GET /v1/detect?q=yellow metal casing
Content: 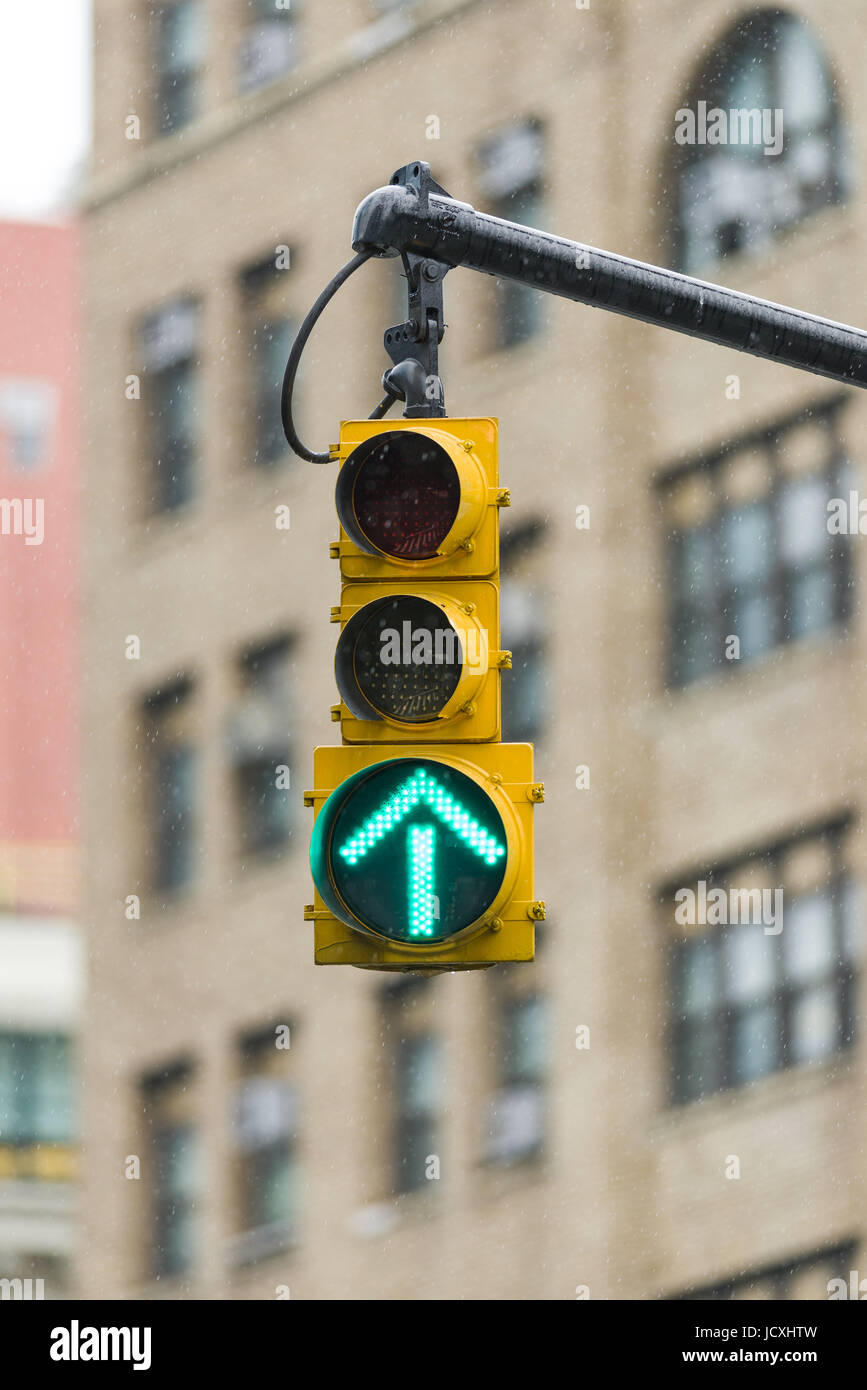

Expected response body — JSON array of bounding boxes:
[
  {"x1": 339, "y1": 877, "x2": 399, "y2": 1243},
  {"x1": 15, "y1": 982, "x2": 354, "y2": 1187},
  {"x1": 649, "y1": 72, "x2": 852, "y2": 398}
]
[
  {"x1": 333, "y1": 578, "x2": 507, "y2": 743},
  {"x1": 304, "y1": 741, "x2": 544, "y2": 971},
  {"x1": 332, "y1": 417, "x2": 504, "y2": 581}
]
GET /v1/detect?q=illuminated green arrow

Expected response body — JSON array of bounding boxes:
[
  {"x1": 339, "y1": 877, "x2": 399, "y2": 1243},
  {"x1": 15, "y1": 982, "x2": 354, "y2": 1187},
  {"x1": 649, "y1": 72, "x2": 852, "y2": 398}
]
[{"x1": 336, "y1": 767, "x2": 506, "y2": 938}]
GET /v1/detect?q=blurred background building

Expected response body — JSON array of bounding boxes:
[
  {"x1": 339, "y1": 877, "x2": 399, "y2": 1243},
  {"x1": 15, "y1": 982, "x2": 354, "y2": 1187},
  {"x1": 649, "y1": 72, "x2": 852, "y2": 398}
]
[
  {"x1": 78, "y1": 0, "x2": 867, "y2": 1298},
  {"x1": 0, "y1": 220, "x2": 82, "y2": 1297}
]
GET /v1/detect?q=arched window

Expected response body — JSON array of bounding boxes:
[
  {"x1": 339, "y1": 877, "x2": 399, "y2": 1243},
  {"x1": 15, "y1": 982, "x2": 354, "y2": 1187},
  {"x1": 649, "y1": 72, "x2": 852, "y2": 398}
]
[{"x1": 672, "y1": 10, "x2": 849, "y2": 272}]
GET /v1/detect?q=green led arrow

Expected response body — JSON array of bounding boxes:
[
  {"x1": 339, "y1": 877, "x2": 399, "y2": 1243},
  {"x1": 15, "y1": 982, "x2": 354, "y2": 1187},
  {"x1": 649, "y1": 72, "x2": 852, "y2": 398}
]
[
  {"x1": 313, "y1": 758, "x2": 511, "y2": 944},
  {"x1": 409, "y1": 823, "x2": 436, "y2": 937},
  {"x1": 336, "y1": 766, "x2": 506, "y2": 868}
]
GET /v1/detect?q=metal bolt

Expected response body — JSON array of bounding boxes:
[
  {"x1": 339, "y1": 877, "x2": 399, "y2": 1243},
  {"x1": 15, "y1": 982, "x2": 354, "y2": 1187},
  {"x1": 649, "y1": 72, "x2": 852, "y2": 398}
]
[
  {"x1": 528, "y1": 783, "x2": 545, "y2": 802},
  {"x1": 528, "y1": 901, "x2": 547, "y2": 921},
  {"x1": 489, "y1": 917, "x2": 503, "y2": 933}
]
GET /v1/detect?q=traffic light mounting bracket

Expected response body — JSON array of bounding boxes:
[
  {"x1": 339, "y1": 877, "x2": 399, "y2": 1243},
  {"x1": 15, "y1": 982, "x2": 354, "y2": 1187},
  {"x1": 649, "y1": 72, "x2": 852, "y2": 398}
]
[{"x1": 352, "y1": 160, "x2": 867, "y2": 395}]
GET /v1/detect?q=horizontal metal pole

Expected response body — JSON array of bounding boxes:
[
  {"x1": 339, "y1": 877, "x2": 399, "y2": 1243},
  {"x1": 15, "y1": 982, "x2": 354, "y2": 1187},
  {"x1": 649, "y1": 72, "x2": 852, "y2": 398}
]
[{"x1": 353, "y1": 180, "x2": 867, "y2": 389}]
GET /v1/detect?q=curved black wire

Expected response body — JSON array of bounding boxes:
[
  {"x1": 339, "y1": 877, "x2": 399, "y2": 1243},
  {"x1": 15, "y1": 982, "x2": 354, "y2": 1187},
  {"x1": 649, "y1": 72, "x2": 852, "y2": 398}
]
[{"x1": 281, "y1": 250, "x2": 376, "y2": 463}]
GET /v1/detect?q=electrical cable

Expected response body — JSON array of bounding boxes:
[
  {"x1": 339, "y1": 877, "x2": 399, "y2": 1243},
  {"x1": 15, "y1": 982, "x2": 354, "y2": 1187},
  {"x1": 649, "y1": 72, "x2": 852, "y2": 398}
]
[{"x1": 280, "y1": 249, "x2": 376, "y2": 463}]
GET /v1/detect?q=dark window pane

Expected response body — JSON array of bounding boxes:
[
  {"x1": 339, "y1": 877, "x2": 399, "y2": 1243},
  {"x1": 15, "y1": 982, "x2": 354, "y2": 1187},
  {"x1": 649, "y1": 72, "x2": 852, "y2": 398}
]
[
  {"x1": 676, "y1": 936, "x2": 717, "y2": 1015},
  {"x1": 0, "y1": 1033, "x2": 73, "y2": 1144},
  {"x1": 783, "y1": 893, "x2": 835, "y2": 985},
  {"x1": 158, "y1": 1, "x2": 203, "y2": 134},
  {"x1": 673, "y1": 609, "x2": 717, "y2": 684},
  {"x1": 731, "y1": 1002, "x2": 781, "y2": 1084},
  {"x1": 154, "y1": 1123, "x2": 196, "y2": 1276},
  {"x1": 722, "y1": 924, "x2": 776, "y2": 1006},
  {"x1": 156, "y1": 744, "x2": 195, "y2": 891},
  {"x1": 779, "y1": 475, "x2": 831, "y2": 566},
  {"x1": 152, "y1": 360, "x2": 195, "y2": 510},
  {"x1": 252, "y1": 318, "x2": 292, "y2": 465},
  {"x1": 396, "y1": 1036, "x2": 438, "y2": 1193},
  {"x1": 673, "y1": 526, "x2": 715, "y2": 601},
  {"x1": 237, "y1": 756, "x2": 292, "y2": 854},
  {"x1": 787, "y1": 567, "x2": 835, "y2": 638},
  {"x1": 728, "y1": 590, "x2": 776, "y2": 661},
  {"x1": 503, "y1": 996, "x2": 547, "y2": 1086},
  {"x1": 789, "y1": 983, "x2": 840, "y2": 1065},
  {"x1": 238, "y1": 3, "x2": 298, "y2": 94},
  {"x1": 720, "y1": 502, "x2": 773, "y2": 586},
  {"x1": 675, "y1": 1017, "x2": 721, "y2": 1102}
]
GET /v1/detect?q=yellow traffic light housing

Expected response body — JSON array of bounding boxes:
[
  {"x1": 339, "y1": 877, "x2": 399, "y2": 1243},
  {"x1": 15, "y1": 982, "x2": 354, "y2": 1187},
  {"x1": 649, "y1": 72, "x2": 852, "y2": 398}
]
[
  {"x1": 305, "y1": 743, "x2": 543, "y2": 970},
  {"x1": 305, "y1": 415, "x2": 543, "y2": 971},
  {"x1": 332, "y1": 418, "x2": 505, "y2": 579},
  {"x1": 332, "y1": 580, "x2": 509, "y2": 743}
]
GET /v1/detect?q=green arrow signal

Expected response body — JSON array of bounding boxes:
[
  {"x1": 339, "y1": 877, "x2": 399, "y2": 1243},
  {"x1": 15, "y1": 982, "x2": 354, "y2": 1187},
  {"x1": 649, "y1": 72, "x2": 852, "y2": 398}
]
[{"x1": 314, "y1": 758, "x2": 511, "y2": 943}]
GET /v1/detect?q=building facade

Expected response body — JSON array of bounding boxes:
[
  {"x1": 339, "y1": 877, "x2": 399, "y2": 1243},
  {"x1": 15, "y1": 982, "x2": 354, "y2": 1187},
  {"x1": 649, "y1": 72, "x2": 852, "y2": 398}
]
[
  {"x1": 0, "y1": 220, "x2": 82, "y2": 1298},
  {"x1": 82, "y1": 0, "x2": 867, "y2": 1299}
]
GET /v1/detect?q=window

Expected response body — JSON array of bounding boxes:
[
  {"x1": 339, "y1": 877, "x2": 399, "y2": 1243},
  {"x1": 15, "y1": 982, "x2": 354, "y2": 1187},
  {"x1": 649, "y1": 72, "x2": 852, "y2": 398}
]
[
  {"x1": 673, "y1": 1243, "x2": 857, "y2": 1300},
  {"x1": 144, "y1": 680, "x2": 196, "y2": 893},
  {"x1": 673, "y1": 11, "x2": 847, "y2": 272},
  {"x1": 230, "y1": 639, "x2": 294, "y2": 857},
  {"x1": 667, "y1": 821, "x2": 858, "y2": 1105},
  {"x1": 483, "y1": 984, "x2": 548, "y2": 1164},
  {"x1": 500, "y1": 520, "x2": 549, "y2": 742},
  {"x1": 238, "y1": 0, "x2": 299, "y2": 94},
  {"x1": 156, "y1": 1, "x2": 205, "y2": 135},
  {"x1": 662, "y1": 400, "x2": 852, "y2": 688},
  {"x1": 240, "y1": 258, "x2": 293, "y2": 467},
  {"x1": 231, "y1": 1024, "x2": 298, "y2": 1265},
  {"x1": 0, "y1": 378, "x2": 56, "y2": 470},
  {"x1": 142, "y1": 1063, "x2": 198, "y2": 1280},
  {"x1": 0, "y1": 1033, "x2": 74, "y2": 1146},
  {"x1": 141, "y1": 299, "x2": 199, "y2": 512},
  {"x1": 383, "y1": 979, "x2": 441, "y2": 1195},
  {"x1": 478, "y1": 122, "x2": 545, "y2": 348}
]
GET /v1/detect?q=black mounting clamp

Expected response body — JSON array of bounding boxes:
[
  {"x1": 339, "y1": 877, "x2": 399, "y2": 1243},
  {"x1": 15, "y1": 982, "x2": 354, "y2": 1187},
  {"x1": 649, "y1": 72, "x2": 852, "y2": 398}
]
[{"x1": 379, "y1": 164, "x2": 452, "y2": 419}]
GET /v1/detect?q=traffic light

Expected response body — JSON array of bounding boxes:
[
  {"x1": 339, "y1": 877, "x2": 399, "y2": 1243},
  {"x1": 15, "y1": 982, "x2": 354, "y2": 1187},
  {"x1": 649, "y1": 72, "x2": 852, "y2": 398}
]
[{"x1": 305, "y1": 417, "x2": 544, "y2": 971}]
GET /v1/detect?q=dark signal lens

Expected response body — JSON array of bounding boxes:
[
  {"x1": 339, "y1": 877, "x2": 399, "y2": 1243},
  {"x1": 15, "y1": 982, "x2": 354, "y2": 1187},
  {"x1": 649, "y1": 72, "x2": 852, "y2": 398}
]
[
  {"x1": 351, "y1": 435, "x2": 460, "y2": 559},
  {"x1": 352, "y1": 597, "x2": 462, "y2": 723}
]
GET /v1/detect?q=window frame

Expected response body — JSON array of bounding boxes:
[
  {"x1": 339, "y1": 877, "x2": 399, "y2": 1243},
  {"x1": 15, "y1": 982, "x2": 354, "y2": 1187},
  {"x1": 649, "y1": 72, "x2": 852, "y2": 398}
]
[
  {"x1": 664, "y1": 817, "x2": 857, "y2": 1107},
  {"x1": 660, "y1": 397, "x2": 852, "y2": 690}
]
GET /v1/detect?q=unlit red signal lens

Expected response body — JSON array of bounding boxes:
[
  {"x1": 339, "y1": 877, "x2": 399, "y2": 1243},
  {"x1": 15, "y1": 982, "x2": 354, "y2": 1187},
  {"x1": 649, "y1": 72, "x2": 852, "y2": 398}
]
[{"x1": 350, "y1": 434, "x2": 460, "y2": 559}]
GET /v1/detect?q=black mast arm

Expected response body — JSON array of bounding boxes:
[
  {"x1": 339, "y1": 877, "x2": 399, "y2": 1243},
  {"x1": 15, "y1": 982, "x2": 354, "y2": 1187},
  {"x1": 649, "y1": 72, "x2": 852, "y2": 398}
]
[{"x1": 353, "y1": 161, "x2": 867, "y2": 391}]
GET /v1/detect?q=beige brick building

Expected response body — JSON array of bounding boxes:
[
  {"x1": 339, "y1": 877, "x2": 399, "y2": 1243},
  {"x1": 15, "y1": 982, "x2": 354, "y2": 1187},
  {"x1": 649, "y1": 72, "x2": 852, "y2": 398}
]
[{"x1": 81, "y1": 0, "x2": 867, "y2": 1299}]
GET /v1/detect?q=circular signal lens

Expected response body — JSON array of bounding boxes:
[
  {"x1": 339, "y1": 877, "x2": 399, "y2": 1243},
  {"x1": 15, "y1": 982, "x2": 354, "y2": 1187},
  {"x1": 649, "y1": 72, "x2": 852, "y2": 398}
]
[
  {"x1": 350, "y1": 433, "x2": 460, "y2": 559},
  {"x1": 338, "y1": 596, "x2": 462, "y2": 723},
  {"x1": 314, "y1": 759, "x2": 508, "y2": 943}
]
